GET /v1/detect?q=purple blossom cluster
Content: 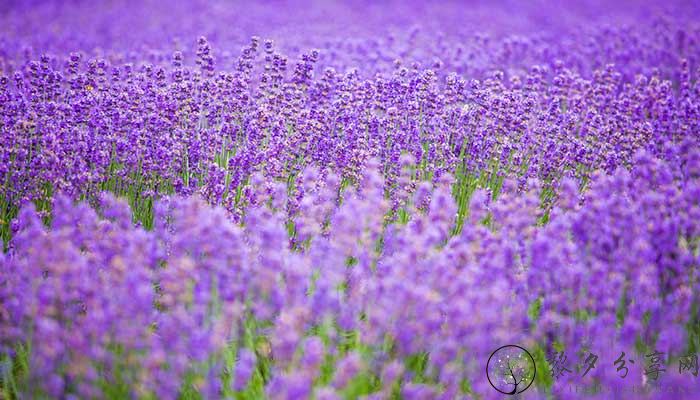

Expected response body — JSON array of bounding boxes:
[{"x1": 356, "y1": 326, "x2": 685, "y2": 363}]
[
  {"x1": 1, "y1": 0, "x2": 700, "y2": 399},
  {"x1": 2, "y1": 148, "x2": 699, "y2": 398},
  {"x1": 1, "y1": 2, "x2": 699, "y2": 223}
]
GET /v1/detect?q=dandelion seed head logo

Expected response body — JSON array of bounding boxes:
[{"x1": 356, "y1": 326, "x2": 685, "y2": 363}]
[{"x1": 486, "y1": 345, "x2": 536, "y2": 395}]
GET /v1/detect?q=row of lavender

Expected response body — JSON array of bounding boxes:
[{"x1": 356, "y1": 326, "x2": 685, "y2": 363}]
[
  {"x1": 2, "y1": 34, "x2": 699, "y2": 235},
  {"x1": 2, "y1": 150, "x2": 699, "y2": 398},
  {"x1": 4, "y1": 1, "x2": 700, "y2": 83},
  {"x1": 1, "y1": 1, "x2": 700, "y2": 399}
]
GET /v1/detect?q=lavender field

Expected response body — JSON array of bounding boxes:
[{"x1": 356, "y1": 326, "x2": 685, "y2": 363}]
[{"x1": 1, "y1": 1, "x2": 699, "y2": 399}]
